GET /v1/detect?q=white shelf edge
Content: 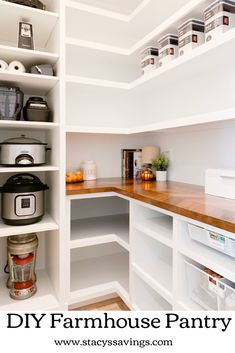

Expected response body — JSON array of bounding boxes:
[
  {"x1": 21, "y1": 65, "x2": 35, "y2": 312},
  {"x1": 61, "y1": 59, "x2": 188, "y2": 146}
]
[
  {"x1": 66, "y1": 0, "x2": 129, "y2": 22},
  {"x1": 66, "y1": 125, "x2": 130, "y2": 134},
  {"x1": 0, "y1": 120, "x2": 59, "y2": 130},
  {"x1": 66, "y1": 108, "x2": 235, "y2": 135},
  {"x1": 66, "y1": 75, "x2": 129, "y2": 89},
  {"x1": 0, "y1": 166, "x2": 59, "y2": 173},
  {"x1": 0, "y1": 0, "x2": 59, "y2": 19},
  {"x1": 132, "y1": 263, "x2": 173, "y2": 304},
  {"x1": 70, "y1": 233, "x2": 129, "y2": 251},
  {"x1": 0, "y1": 44, "x2": 59, "y2": 61},
  {"x1": 65, "y1": 29, "x2": 235, "y2": 92},
  {"x1": 133, "y1": 221, "x2": 173, "y2": 248},
  {"x1": 65, "y1": 0, "x2": 205, "y2": 55},
  {"x1": 66, "y1": 37, "x2": 129, "y2": 55},
  {"x1": 66, "y1": 0, "x2": 151, "y2": 23},
  {"x1": 0, "y1": 213, "x2": 59, "y2": 237},
  {"x1": 0, "y1": 70, "x2": 59, "y2": 83}
]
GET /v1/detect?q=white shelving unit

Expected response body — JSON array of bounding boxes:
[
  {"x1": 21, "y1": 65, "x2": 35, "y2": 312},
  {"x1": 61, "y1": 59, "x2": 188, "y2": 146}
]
[{"x1": 0, "y1": 0, "x2": 64, "y2": 311}]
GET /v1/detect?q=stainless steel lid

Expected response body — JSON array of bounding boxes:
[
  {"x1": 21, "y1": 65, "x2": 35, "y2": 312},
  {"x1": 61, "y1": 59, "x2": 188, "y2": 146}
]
[{"x1": 0, "y1": 134, "x2": 47, "y2": 145}]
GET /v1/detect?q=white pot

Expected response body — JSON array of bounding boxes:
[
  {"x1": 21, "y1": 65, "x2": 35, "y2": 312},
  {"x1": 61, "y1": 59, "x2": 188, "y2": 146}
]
[{"x1": 156, "y1": 171, "x2": 167, "y2": 182}]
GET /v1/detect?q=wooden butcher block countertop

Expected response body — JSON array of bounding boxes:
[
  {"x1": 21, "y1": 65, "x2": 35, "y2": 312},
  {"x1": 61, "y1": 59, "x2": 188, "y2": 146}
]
[{"x1": 66, "y1": 178, "x2": 235, "y2": 233}]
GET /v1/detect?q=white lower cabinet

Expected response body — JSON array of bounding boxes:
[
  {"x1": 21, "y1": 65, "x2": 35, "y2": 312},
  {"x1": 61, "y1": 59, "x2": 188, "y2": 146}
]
[{"x1": 66, "y1": 194, "x2": 235, "y2": 311}]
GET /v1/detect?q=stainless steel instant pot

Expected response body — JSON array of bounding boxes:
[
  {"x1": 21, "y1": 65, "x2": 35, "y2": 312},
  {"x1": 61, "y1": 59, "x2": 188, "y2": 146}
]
[
  {"x1": 0, "y1": 174, "x2": 49, "y2": 225},
  {"x1": 0, "y1": 135, "x2": 50, "y2": 166}
]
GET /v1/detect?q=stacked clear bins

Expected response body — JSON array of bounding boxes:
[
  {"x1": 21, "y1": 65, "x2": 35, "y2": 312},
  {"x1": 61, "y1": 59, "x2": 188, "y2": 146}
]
[
  {"x1": 185, "y1": 260, "x2": 235, "y2": 311},
  {"x1": 130, "y1": 200, "x2": 173, "y2": 310}
]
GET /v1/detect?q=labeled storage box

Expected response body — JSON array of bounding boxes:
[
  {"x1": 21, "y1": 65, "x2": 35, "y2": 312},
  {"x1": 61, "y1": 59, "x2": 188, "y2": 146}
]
[
  {"x1": 204, "y1": 0, "x2": 235, "y2": 42},
  {"x1": 188, "y1": 223, "x2": 235, "y2": 258},
  {"x1": 158, "y1": 34, "x2": 178, "y2": 66},
  {"x1": 141, "y1": 47, "x2": 159, "y2": 74},
  {"x1": 185, "y1": 260, "x2": 235, "y2": 310},
  {"x1": 205, "y1": 168, "x2": 235, "y2": 199},
  {"x1": 178, "y1": 19, "x2": 205, "y2": 56}
]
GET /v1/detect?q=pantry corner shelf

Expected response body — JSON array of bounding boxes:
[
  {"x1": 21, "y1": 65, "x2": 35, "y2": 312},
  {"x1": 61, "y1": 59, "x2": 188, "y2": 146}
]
[
  {"x1": 66, "y1": 37, "x2": 129, "y2": 55},
  {"x1": 0, "y1": 71, "x2": 59, "y2": 94},
  {"x1": 0, "y1": 45, "x2": 59, "y2": 66},
  {"x1": 0, "y1": 213, "x2": 59, "y2": 238},
  {"x1": 66, "y1": 125, "x2": 130, "y2": 134},
  {"x1": 0, "y1": 0, "x2": 59, "y2": 49},
  {"x1": 66, "y1": 75, "x2": 129, "y2": 90}
]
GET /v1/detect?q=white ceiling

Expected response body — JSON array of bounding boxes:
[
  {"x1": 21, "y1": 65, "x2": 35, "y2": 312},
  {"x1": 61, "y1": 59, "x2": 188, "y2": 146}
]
[{"x1": 73, "y1": 0, "x2": 144, "y2": 15}]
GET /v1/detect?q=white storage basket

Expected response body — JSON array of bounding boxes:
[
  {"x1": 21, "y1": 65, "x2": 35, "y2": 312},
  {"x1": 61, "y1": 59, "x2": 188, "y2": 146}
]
[
  {"x1": 188, "y1": 223, "x2": 235, "y2": 258},
  {"x1": 185, "y1": 260, "x2": 235, "y2": 310}
]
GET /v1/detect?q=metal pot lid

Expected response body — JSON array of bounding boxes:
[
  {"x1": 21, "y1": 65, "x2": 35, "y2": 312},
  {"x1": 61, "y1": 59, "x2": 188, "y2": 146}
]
[
  {"x1": 0, "y1": 174, "x2": 49, "y2": 193},
  {"x1": 0, "y1": 135, "x2": 47, "y2": 145}
]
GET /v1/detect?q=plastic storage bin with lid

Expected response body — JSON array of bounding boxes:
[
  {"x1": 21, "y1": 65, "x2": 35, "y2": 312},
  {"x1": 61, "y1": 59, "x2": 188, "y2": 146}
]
[
  {"x1": 185, "y1": 260, "x2": 235, "y2": 310},
  {"x1": 188, "y1": 223, "x2": 235, "y2": 258},
  {"x1": 178, "y1": 19, "x2": 205, "y2": 56},
  {"x1": 204, "y1": 0, "x2": 235, "y2": 42},
  {"x1": 158, "y1": 34, "x2": 178, "y2": 66},
  {"x1": 141, "y1": 47, "x2": 159, "y2": 74}
]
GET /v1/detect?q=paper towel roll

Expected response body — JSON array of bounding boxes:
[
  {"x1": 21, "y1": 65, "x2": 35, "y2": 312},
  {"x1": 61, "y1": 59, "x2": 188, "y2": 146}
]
[
  {"x1": 0, "y1": 60, "x2": 8, "y2": 72},
  {"x1": 8, "y1": 60, "x2": 26, "y2": 73}
]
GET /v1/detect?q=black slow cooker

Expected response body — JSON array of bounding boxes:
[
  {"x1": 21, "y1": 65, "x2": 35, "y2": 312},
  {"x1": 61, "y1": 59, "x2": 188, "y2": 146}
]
[{"x1": 0, "y1": 174, "x2": 49, "y2": 225}]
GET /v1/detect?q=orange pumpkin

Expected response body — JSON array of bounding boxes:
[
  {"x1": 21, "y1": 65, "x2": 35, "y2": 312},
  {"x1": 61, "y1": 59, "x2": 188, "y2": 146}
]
[{"x1": 141, "y1": 169, "x2": 154, "y2": 181}]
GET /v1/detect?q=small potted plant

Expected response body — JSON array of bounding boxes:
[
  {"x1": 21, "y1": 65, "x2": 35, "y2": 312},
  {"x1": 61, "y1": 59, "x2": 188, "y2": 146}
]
[{"x1": 152, "y1": 153, "x2": 169, "y2": 182}]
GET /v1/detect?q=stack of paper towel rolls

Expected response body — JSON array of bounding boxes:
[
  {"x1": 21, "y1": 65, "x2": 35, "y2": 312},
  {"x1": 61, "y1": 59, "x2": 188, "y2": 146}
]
[{"x1": 0, "y1": 60, "x2": 26, "y2": 73}]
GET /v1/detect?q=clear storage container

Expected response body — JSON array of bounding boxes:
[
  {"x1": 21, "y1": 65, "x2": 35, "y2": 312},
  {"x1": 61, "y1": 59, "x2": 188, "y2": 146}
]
[
  {"x1": 185, "y1": 260, "x2": 235, "y2": 310},
  {"x1": 188, "y1": 223, "x2": 235, "y2": 258},
  {"x1": 158, "y1": 34, "x2": 178, "y2": 66},
  {"x1": 178, "y1": 19, "x2": 205, "y2": 56},
  {"x1": 204, "y1": 0, "x2": 235, "y2": 42},
  {"x1": 141, "y1": 47, "x2": 159, "y2": 74}
]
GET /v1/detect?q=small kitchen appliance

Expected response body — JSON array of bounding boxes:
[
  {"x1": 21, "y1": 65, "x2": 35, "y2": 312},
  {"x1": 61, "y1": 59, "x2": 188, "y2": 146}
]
[
  {"x1": 0, "y1": 174, "x2": 49, "y2": 225},
  {"x1": 0, "y1": 86, "x2": 24, "y2": 120},
  {"x1": 0, "y1": 135, "x2": 50, "y2": 166},
  {"x1": 23, "y1": 97, "x2": 51, "y2": 122},
  {"x1": 6, "y1": 233, "x2": 38, "y2": 300}
]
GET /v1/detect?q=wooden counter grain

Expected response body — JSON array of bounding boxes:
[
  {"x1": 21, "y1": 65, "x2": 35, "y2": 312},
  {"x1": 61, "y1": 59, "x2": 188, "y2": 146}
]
[{"x1": 66, "y1": 178, "x2": 235, "y2": 233}]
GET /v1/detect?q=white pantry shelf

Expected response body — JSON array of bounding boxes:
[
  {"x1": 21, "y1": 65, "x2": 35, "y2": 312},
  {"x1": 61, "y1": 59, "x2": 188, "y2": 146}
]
[
  {"x1": 70, "y1": 214, "x2": 129, "y2": 251},
  {"x1": 70, "y1": 252, "x2": 129, "y2": 295},
  {"x1": 0, "y1": 269, "x2": 60, "y2": 311},
  {"x1": 0, "y1": 45, "x2": 59, "y2": 66},
  {"x1": 0, "y1": 0, "x2": 59, "y2": 49},
  {"x1": 0, "y1": 165, "x2": 59, "y2": 173},
  {"x1": 66, "y1": 125, "x2": 130, "y2": 134},
  {"x1": 133, "y1": 215, "x2": 173, "y2": 248},
  {"x1": 0, "y1": 71, "x2": 59, "y2": 95},
  {"x1": 132, "y1": 262, "x2": 173, "y2": 304},
  {"x1": 0, "y1": 120, "x2": 59, "y2": 130},
  {"x1": 66, "y1": 75, "x2": 129, "y2": 90},
  {"x1": 0, "y1": 213, "x2": 59, "y2": 238},
  {"x1": 66, "y1": 37, "x2": 129, "y2": 55}
]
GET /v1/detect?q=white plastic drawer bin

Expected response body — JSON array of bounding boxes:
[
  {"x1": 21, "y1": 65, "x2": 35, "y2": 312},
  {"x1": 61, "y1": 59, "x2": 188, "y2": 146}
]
[
  {"x1": 188, "y1": 223, "x2": 235, "y2": 258},
  {"x1": 185, "y1": 260, "x2": 235, "y2": 310},
  {"x1": 205, "y1": 169, "x2": 235, "y2": 199}
]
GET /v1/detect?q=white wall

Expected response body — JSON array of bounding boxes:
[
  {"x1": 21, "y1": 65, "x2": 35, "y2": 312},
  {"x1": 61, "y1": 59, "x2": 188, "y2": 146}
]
[
  {"x1": 66, "y1": 133, "x2": 145, "y2": 177},
  {"x1": 66, "y1": 120, "x2": 235, "y2": 185},
  {"x1": 144, "y1": 120, "x2": 235, "y2": 186}
]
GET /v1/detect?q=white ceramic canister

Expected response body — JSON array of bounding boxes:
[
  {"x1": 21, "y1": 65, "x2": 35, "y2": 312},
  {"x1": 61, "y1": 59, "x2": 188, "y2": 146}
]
[
  {"x1": 158, "y1": 34, "x2": 179, "y2": 66},
  {"x1": 204, "y1": 0, "x2": 235, "y2": 42},
  {"x1": 82, "y1": 160, "x2": 97, "y2": 180},
  {"x1": 178, "y1": 19, "x2": 205, "y2": 56},
  {"x1": 141, "y1": 47, "x2": 159, "y2": 74}
]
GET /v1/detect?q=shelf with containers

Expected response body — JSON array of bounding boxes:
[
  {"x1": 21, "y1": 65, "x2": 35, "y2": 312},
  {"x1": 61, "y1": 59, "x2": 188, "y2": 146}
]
[{"x1": 174, "y1": 217, "x2": 235, "y2": 311}]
